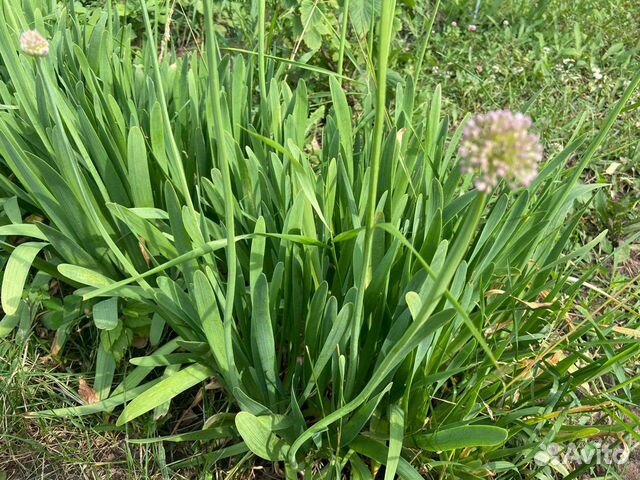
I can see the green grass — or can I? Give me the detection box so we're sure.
[418,0,640,247]
[0,0,639,479]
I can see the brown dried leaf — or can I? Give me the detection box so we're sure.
[486,289,505,297]
[139,237,151,268]
[547,351,566,366]
[79,378,99,405]
[516,299,554,310]
[51,332,63,357]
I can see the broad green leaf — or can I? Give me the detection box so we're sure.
[385,403,405,480]
[251,274,277,404]
[405,292,422,320]
[349,0,382,36]
[92,297,118,330]
[414,425,509,451]
[58,264,114,288]
[111,338,182,397]
[235,412,289,461]
[329,77,353,180]
[150,102,169,175]
[116,363,213,425]
[299,0,330,50]
[149,313,165,346]
[0,224,47,240]
[94,341,116,400]
[193,271,227,375]
[129,353,198,367]
[1,242,48,315]
[250,217,266,293]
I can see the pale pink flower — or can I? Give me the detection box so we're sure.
[19,30,49,57]
[459,111,543,192]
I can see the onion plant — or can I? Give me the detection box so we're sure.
[1,1,639,478]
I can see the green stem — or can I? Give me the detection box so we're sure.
[258,0,267,103]
[345,0,396,400]
[414,0,440,78]
[337,0,350,79]
[106,0,113,38]
[203,2,241,393]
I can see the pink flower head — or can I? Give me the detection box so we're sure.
[468,24,478,33]
[459,110,543,192]
[19,30,49,57]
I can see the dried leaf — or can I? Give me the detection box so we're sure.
[486,289,505,297]
[547,351,566,366]
[139,237,151,267]
[79,378,99,405]
[605,162,620,175]
[612,326,640,339]
[396,128,406,143]
[484,320,512,336]
[51,332,62,357]
[516,299,554,309]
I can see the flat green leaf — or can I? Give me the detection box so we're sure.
[129,353,198,367]
[92,297,118,330]
[349,0,382,36]
[4,196,21,223]
[250,217,266,293]
[251,274,277,404]
[385,403,405,480]
[1,242,48,315]
[58,264,114,288]
[329,77,353,179]
[235,412,289,461]
[0,224,48,240]
[150,102,169,175]
[127,426,235,444]
[116,363,213,425]
[414,425,509,451]
[83,236,249,300]
[94,341,116,400]
[149,313,165,346]
[193,271,227,375]
[299,0,330,50]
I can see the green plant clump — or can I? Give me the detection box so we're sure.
[1,0,639,478]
